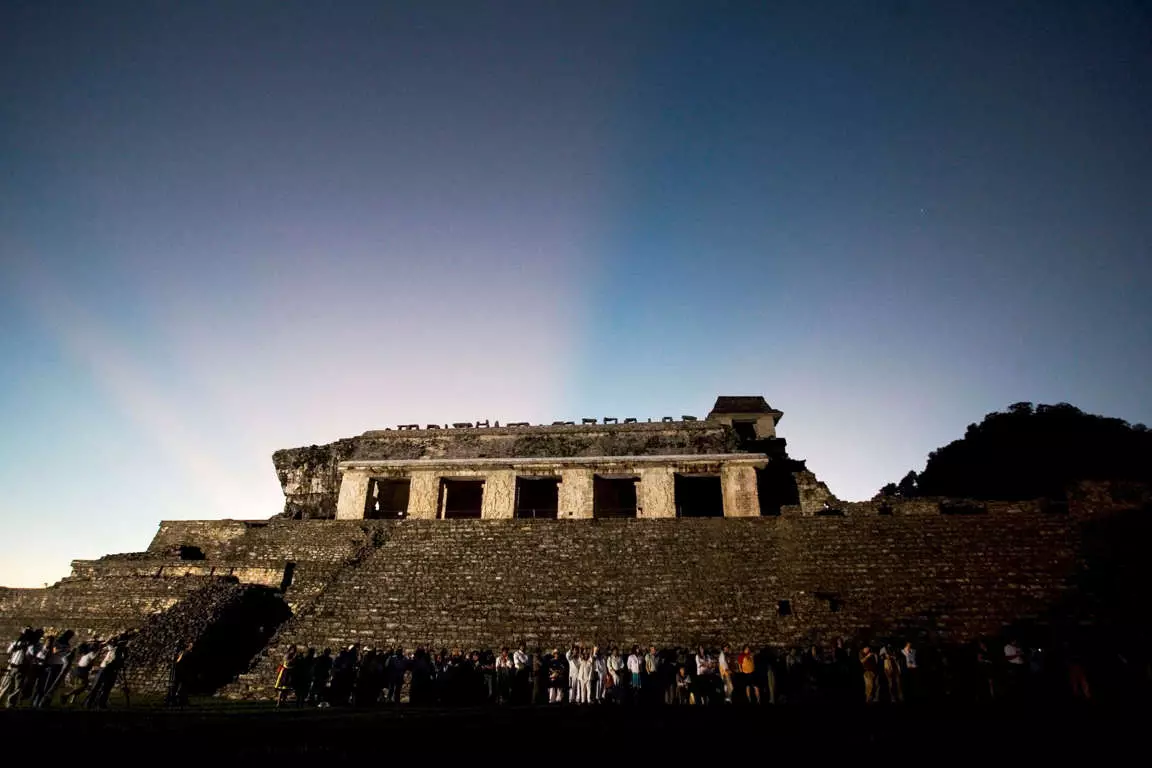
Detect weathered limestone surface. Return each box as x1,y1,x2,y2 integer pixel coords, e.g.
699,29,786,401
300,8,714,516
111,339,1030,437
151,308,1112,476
407,471,439,519
722,464,760,517
558,469,593,518
638,467,675,518
335,471,371,520
274,422,749,519
793,470,840,515
480,470,516,519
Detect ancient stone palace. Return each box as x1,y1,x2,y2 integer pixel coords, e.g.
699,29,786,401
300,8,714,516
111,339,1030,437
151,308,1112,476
1,395,1146,698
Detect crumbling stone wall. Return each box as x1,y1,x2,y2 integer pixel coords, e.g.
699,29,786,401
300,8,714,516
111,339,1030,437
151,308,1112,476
273,423,744,519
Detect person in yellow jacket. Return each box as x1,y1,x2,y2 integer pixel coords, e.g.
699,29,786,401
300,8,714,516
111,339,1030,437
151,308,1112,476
738,645,761,704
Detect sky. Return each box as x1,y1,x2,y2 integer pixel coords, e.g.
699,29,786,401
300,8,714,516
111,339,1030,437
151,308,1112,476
1,1,1149,587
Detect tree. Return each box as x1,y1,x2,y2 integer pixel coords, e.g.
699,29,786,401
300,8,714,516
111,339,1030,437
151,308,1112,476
880,402,1152,500
896,471,919,497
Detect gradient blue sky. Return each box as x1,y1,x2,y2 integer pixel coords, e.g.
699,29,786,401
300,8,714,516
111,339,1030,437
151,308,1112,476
2,1,1150,587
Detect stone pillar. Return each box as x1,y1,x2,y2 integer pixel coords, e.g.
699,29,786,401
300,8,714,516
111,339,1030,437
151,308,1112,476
638,467,675,518
408,470,440,519
558,468,594,519
721,463,761,517
335,470,371,520
481,470,516,519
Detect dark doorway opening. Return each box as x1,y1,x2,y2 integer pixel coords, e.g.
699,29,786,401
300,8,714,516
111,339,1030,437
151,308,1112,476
732,420,758,442
675,474,724,517
756,466,799,516
515,477,559,519
365,478,411,519
593,475,637,518
441,479,484,519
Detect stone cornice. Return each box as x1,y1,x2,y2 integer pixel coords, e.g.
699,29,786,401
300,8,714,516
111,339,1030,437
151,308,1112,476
339,453,769,472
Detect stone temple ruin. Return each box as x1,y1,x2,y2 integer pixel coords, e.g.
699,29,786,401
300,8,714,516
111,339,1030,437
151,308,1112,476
1,395,1147,698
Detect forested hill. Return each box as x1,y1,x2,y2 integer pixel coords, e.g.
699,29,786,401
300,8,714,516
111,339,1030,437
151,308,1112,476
880,402,1152,501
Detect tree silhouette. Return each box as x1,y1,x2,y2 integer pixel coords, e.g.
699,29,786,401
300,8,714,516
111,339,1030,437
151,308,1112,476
879,402,1152,500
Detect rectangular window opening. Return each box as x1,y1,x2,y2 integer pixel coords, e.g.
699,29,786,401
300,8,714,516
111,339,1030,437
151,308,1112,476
674,474,724,518
756,467,797,516
365,478,411,520
441,478,485,519
777,600,792,617
515,477,559,519
593,475,638,519
732,420,758,442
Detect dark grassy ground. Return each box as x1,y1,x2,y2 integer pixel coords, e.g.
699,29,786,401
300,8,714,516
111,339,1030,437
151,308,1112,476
0,699,1142,763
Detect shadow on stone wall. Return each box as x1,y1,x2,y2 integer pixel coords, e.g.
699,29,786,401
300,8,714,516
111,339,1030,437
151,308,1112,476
125,581,292,695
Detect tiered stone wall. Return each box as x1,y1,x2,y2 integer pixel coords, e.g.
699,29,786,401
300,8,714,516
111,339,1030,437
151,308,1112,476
3,481,1147,700
227,487,1147,696
0,574,217,643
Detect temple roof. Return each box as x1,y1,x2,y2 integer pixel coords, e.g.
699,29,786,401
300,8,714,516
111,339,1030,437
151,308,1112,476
708,396,784,425
709,396,775,414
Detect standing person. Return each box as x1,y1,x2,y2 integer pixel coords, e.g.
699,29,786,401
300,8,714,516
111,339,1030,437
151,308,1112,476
495,648,514,704
609,648,626,703
330,645,357,706
644,646,661,705
717,644,734,704
566,645,581,704
627,646,644,703
694,647,713,706
274,645,298,709
576,651,593,704
293,648,315,707
1004,638,1026,695
166,643,194,708
900,641,918,700
513,644,529,704
548,649,566,704
762,648,778,705
738,646,760,704
592,646,608,703
532,650,547,705
859,646,879,704
310,648,333,706
883,645,903,702
675,666,691,704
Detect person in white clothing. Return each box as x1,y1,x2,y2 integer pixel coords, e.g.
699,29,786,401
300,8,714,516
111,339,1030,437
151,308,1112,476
566,646,582,703
576,651,594,704
592,647,608,702
695,647,714,705
627,647,643,702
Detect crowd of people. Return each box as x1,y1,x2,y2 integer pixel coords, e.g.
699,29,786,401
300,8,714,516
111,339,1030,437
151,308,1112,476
269,634,1135,709
1,627,134,709
4,625,1144,710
